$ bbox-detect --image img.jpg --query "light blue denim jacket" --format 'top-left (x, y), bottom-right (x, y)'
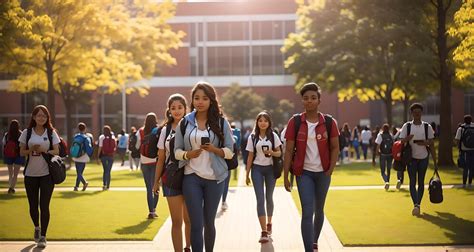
top-left (174, 111), bottom-right (234, 183)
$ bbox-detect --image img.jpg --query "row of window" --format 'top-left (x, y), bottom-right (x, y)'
top-left (189, 20), bottom-right (296, 45)
top-left (190, 45), bottom-right (288, 76)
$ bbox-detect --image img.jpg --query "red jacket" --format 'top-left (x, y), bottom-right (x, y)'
top-left (285, 112), bottom-right (339, 176)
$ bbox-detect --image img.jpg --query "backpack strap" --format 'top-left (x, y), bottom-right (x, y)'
top-left (324, 114), bottom-right (333, 149)
top-left (46, 128), bottom-right (53, 151)
top-left (251, 133), bottom-right (258, 163)
top-left (424, 122), bottom-right (429, 140)
top-left (293, 114), bottom-right (301, 141)
top-left (407, 122), bottom-right (411, 136)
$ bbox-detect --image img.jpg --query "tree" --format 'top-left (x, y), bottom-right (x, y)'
top-left (1, 0), bottom-right (184, 146)
top-left (220, 83), bottom-right (264, 128)
top-left (425, 0), bottom-right (462, 166)
top-left (449, 0), bottom-right (474, 81)
top-left (263, 94), bottom-right (294, 129)
top-left (283, 0), bottom-right (436, 126)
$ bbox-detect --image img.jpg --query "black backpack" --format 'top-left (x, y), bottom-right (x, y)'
top-left (379, 132), bottom-right (394, 155)
top-left (460, 125), bottom-right (474, 149)
top-left (140, 126), bottom-right (161, 159)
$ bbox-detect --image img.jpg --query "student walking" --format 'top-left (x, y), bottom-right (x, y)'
top-left (174, 82), bottom-right (235, 252)
top-left (361, 126), bottom-right (372, 160)
top-left (373, 124), bottom-right (394, 190)
top-left (136, 113), bottom-right (160, 219)
top-left (245, 111), bottom-right (282, 243)
top-left (399, 103), bottom-right (436, 216)
top-left (70, 122), bottom-right (93, 191)
top-left (455, 115), bottom-right (474, 188)
top-left (128, 126), bottom-right (141, 171)
top-left (352, 125), bottom-right (361, 160)
top-left (220, 122), bottom-right (241, 211)
top-left (19, 105), bottom-right (60, 248)
top-left (97, 125), bottom-right (116, 190)
top-left (282, 83), bottom-right (340, 252)
top-left (2, 119), bottom-right (25, 194)
top-left (117, 129), bottom-right (129, 166)
top-left (153, 94), bottom-right (191, 252)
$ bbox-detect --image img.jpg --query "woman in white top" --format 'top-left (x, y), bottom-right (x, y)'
top-left (174, 82), bottom-right (234, 252)
top-left (153, 94), bottom-right (191, 252)
top-left (245, 111), bottom-right (282, 243)
top-left (19, 105), bottom-right (60, 249)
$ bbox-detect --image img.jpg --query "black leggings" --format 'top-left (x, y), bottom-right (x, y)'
top-left (24, 175), bottom-right (55, 236)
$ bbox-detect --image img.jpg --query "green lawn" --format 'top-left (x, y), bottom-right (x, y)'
top-left (0, 191), bottom-right (169, 240)
top-left (292, 188), bottom-right (474, 245)
top-left (1, 163), bottom-right (239, 188)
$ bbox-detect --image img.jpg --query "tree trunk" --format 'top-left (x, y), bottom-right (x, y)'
top-left (435, 0), bottom-right (454, 166)
top-left (403, 96), bottom-right (410, 123)
top-left (384, 89), bottom-right (393, 126)
top-left (46, 62), bottom-right (56, 125)
top-left (61, 83), bottom-right (74, 165)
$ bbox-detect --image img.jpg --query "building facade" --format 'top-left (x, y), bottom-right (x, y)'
top-left (0, 0), bottom-right (470, 139)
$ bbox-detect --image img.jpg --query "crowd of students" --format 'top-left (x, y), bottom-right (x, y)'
top-left (1, 81), bottom-right (472, 252)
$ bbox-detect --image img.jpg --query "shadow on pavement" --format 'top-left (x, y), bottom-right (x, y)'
top-left (115, 219), bottom-right (153, 235)
top-left (20, 244), bottom-right (43, 252)
top-left (419, 211), bottom-right (474, 244)
top-left (57, 190), bottom-right (104, 199)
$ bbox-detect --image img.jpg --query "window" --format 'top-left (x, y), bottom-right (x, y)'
top-left (207, 22), bottom-right (248, 41)
top-left (252, 20), bottom-right (289, 40)
top-left (423, 96), bottom-right (440, 115)
top-left (252, 45), bottom-right (285, 75)
top-left (206, 46), bottom-right (249, 76)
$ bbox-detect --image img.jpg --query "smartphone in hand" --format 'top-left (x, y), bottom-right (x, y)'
top-left (413, 140), bottom-right (424, 143)
top-left (201, 136), bottom-right (210, 145)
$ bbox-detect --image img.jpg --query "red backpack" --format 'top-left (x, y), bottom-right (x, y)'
top-left (102, 136), bottom-right (116, 156)
top-left (392, 140), bottom-right (404, 161)
top-left (3, 133), bottom-right (19, 158)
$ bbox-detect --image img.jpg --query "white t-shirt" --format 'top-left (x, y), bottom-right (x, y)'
top-left (72, 132), bottom-right (93, 163)
top-left (19, 128), bottom-right (60, 177)
top-left (399, 121), bottom-right (435, 159)
top-left (455, 123), bottom-right (474, 151)
top-left (184, 127), bottom-right (214, 180)
top-left (361, 130), bottom-right (372, 144)
top-left (158, 126), bottom-right (175, 162)
top-left (304, 121), bottom-right (323, 172)
top-left (245, 132), bottom-right (282, 166)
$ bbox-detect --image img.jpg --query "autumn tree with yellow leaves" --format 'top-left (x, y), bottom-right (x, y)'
top-left (0, 0), bottom-right (184, 144)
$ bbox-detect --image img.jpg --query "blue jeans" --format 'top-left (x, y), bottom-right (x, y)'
top-left (462, 151), bottom-right (474, 185)
top-left (100, 156), bottom-right (114, 187)
top-left (74, 162), bottom-right (87, 188)
top-left (296, 170), bottom-right (331, 252)
top-left (353, 142), bottom-right (360, 159)
top-left (141, 163), bottom-right (159, 212)
top-left (251, 164), bottom-right (276, 217)
top-left (221, 171), bottom-right (231, 202)
top-left (407, 157), bottom-right (429, 206)
top-left (183, 173), bottom-right (224, 252)
top-left (380, 155), bottom-right (393, 183)
top-left (361, 143), bottom-right (369, 160)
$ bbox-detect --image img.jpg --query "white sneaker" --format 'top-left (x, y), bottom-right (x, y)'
top-left (34, 227), bottom-right (41, 243)
top-left (258, 231), bottom-right (269, 243)
top-left (384, 182), bottom-right (389, 190)
top-left (396, 180), bottom-right (402, 189)
top-left (37, 236), bottom-right (47, 248)
top-left (221, 202), bottom-right (228, 211)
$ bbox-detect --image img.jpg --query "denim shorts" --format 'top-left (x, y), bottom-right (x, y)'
top-left (162, 185), bottom-right (182, 197)
top-left (4, 156), bottom-right (25, 165)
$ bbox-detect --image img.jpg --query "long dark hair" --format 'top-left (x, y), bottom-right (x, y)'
top-left (27, 105), bottom-right (54, 130)
top-left (162, 94), bottom-right (187, 127)
top-left (190, 82), bottom-right (223, 142)
top-left (103, 125), bottom-right (112, 137)
top-left (253, 111), bottom-right (273, 140)
top-left (7, 120), bottom-right (21, 141)
top-left (143, 112), bottom-right (158, 135)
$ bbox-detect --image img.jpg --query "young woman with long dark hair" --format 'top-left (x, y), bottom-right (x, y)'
top-left (174, 82), bottom-right (234, 252)
top-left (19, 105), bottom-right (60, 248)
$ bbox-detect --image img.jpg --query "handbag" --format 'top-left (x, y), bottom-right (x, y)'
top-left (42, 153), bottom-right (66, 184)
top-left (162, 131), bottom-right (184, 190)
top-left (428, 169), bottom-right (443, 204)
top-left (163, 161), bottom-right (184, 190)
top-left (272, 156), bottom-right (283, 179)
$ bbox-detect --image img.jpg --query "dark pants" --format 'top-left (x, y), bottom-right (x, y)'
top-left (407, 158), bottom-right (429, 206)
top-left (462, 151), bottom-right (474, 185)
top-left (74, 162), bottom-right (87, 188)
top-left (296, 170), bottom-right (331, 252)
top-left (25, 175), bottom-right (55, 236)
top-left (221, 171), bottom-right (231, 203)
top-left (183, 173), bottom-right (224, 252)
